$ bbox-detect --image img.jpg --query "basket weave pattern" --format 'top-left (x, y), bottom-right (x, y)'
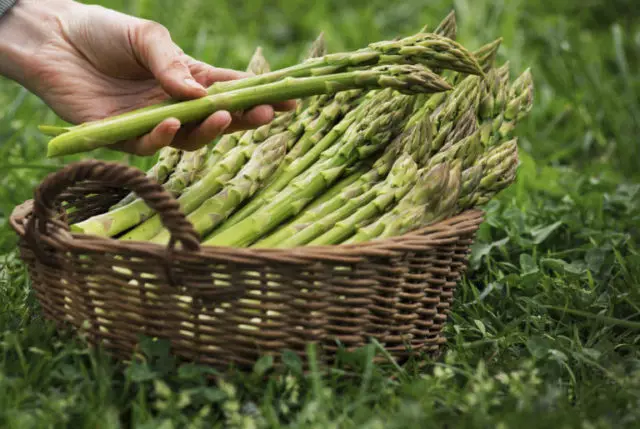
top-left (10, 160), bottom-right (483, 368)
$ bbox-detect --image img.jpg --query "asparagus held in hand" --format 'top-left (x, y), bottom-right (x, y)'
top-left (46, 63), bottom-right (451, 157)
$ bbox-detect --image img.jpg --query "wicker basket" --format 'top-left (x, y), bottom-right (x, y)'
top-left (10, 160), bottom-right (483, 368)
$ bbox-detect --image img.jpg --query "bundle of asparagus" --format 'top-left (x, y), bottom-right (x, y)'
top-left (66, 10), bottom-right (534, 249)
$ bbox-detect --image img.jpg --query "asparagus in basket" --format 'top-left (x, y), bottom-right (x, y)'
top-left (203, 89), bottom-right (416, 247)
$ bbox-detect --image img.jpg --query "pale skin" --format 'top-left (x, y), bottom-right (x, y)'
top-left (0, 0), bottom-right (296, 156)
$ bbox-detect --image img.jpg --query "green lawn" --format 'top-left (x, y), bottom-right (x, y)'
top-left (1, 0), bottom-right (639, 427)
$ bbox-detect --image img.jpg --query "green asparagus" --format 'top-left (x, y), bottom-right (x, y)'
top-left (150, 133), bottom-right (289, 244)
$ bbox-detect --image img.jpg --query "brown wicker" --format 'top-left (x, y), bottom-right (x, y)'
top-left (10, 160), bottom-right (483, 368)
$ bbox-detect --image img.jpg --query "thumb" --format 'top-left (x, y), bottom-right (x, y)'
top-left (131, 21), bottom-right (207, 99)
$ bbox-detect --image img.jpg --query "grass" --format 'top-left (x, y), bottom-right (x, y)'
top-left (1, 0), bottom-right (639, 427)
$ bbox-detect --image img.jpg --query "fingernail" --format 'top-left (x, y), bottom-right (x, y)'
top-left (184, 77), bottom-right (205, 91)
top-left (166, 118), bottom-right (181, 133)
top-left (222, 115), bottom-right (232, 131)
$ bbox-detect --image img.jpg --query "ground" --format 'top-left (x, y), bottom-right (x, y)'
top-left (1, 0), bottom-right (639, 428)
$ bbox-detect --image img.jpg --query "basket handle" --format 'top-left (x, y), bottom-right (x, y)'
top-left (26, 159), bottom-right (201, 254)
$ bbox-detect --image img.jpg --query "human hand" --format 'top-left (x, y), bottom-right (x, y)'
top-left (0, 0), bottom-right (295, 155)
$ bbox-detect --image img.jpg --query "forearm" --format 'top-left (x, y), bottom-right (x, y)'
top-left (0, 0), bottom-right (74, 85)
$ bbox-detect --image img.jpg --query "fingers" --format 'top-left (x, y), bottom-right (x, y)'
top-left (188, 62), bottom-right (250, 88)
top-left (130, 21), bottom-right (207, 100)
top-left (111, 118), bottom-right (180, 156)
top-left (188, 60), bottom-right (298, 112)
top-left (110, 103), bottom-right (282, 156)
top-left (225, 105), bottom-right (275, 133)
top-left (171, 111), bottom-right (233, 151)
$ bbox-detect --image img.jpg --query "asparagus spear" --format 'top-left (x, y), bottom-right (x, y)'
top-left (72, 141), bottom-right (254, 238)
top-left (111, 145), bottom-right (254, 241)
top-left (481, 68), bottom-right (534, 147)
top-left (434, 10), bottom-right (457, 41)
top-left (80, 146), bottom-right (206, 238)
top-left (246, 47), bottom-right (272, 75)
top-left (425, 128), bottom-right (483, 171)
top-left (161, 145), bottom-right (209, 196)
top-left (441, 107), bottom-right (479, 150)
top-left (110, 146), bottom-right (182, 210)
top-left (271, 154), bottom-right (418, 248)
top-left (47, 62), bottom-right (452, 157)
top-left (203, 164), bottom-right (348, 247)
top-left (458, 139), bottom-right (519, 209)
top-left (298, 32), bottom-right (330, 113)
top-left (307, 154), bottom-right (419, 246)
top-left (150, 133), bottom-right (289, 244)
top-left (473, 38), bottom-right (503, 73)
top-left (45, 32), bottom-right (478, 156)
top-left (192, 46), bottom-right (276, 180)
top-left (345, 163), bottom-right (451, 243)
top-left (214, 89), bottom-right (363, 232)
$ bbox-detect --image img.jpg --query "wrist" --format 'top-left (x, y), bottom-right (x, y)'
top-left (0, 0), bottom-right (76, 84)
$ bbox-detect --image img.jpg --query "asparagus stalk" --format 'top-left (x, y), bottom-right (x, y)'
top-left (450, 37), bottom-right (503, 88)
top-left (473, 38), bottom-right (503, 73)
top-left (150, 133), bottom-right (289, 244)
top-left (161, 146), bottom-right (209, 196)
top-left (112, 145), bottom-right (254, 241)
top-left (72, 141), bottom-right (254, 238)
top-left (192, 46), bottom-right (276, 181)
top-left (458, 139), bottom-right (519, 209)
top-left (481, 68), bottom-right (534, 147)
top-left (118, 104), bottom-right (323, 242)
top-left (115, 106), bottom-right (320, 241)
top-left (78, 146), bottom-right (206, 238)
top-left (306, 154), bottom-right (419, 246)
top-left (345, 162), bottom-right (451, 243)
top-left (246, 47), bottom-right (272, 75)
top-left (115, 45), bottom-right (275, 209)
top-left (271, 154), bottom-right (418, 248)
top-left (425, 128), bottom-right (483, 171)
top-left (110, 146), bottom-right (182, 210)
top-left (298, 32), bottom-right (330, 113)
top-left (441, 107), bottom-right (479, 150)
top-left (46, 63), bottom-right (451, 157)
top-left (305, 32), bottom-right (328, 60)
top-left (407, 11), bottom-right (458, 106)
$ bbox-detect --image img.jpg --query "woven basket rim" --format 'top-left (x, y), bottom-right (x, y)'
top-left (10, 198), bottom-right (484, 265)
